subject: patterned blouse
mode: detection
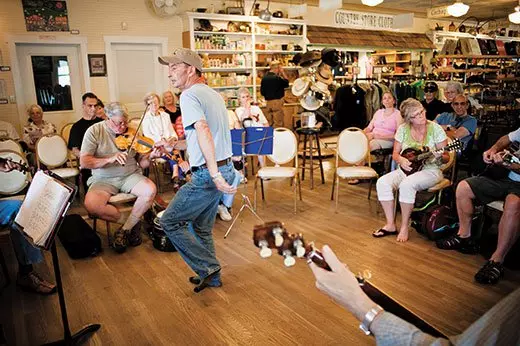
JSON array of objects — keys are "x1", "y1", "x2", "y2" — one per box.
[{"x1": 23, "y1": 120, "x2": 57, "y2": 146}]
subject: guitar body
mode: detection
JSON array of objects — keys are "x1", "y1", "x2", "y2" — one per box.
[{"x1": 400, "y1": 147, "x2": 426, "y2": 175}]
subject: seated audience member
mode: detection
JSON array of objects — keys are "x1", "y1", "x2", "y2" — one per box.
[
  {"x1": 22, "y1": 104, "x2": 57, "y2": 162},
  {"x1": 364, "y1": 92, "x2": 403, "y2": 151},
  {"x1": 0, "y1": 120, "x2": 21, "y2": 141},
  {"x1": 68, "y1": 93, "x2": 103, "y2": 194},
  {"x1": 374, "y1": 98, "x2": 448, "y2": 242},
  {"x1": 437, "y1": 127, "x2": 520, "y2": 284},
  {"x1": 309, "y1": 245, "x2": 520, "y2": 345},
  {"x1": 443, "y1": 80, "x2": 463, "y2": 106},
  {"x1": 142, "y1": 92, "x2": 187, "y2": 189},
  {"x1": 80, "y1": 102, "x2": 160, "y2": 253},
  {"x1": 234, "y1": 87, "x2": 268, "y2": 169},
  {"x1": 421, "y1": 82, "x2": 451, "y2": 121},
  {"x1": 0, "y1": 159, "x2": 56, "y2": 294},
  {"x1": 435, "y1": 94, "x2": 477, "y2": 151},
  {"x1": 95, "y1": 99, "x2": 107, "y2": 120},
  {"x1": 161, "y1": 90, "x2": 184, "y2": 139}
]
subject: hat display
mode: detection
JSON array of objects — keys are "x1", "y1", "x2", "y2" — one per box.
[
  {"x1": 316, "y1": 64, "x2": 333, "y2": 85},
  {"x1": 158, "y1": 48, "x2": 203, "y2": 71},
  {"x1": 299, "y1": 50, "x2": 322, "y2": 68},
  {"x1": 424, "y1": 81, "x2": 439, "y2": 93},
  {"x1": 291, "y1": 77, "x2": 311, "y2": 97},
  {"x1": 300, "y1": 92, "x2": 322, "y2": 111},
  {"x1": 321, "y1": 48, "x2": 340, "y2": 67},
  {"x1": 310, "y1": 80, "x2": 330, "y2": 96}
]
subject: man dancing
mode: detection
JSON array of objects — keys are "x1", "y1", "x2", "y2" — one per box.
[{"x1": 158, "y1": 48, "x2": 236, "y2": 293}]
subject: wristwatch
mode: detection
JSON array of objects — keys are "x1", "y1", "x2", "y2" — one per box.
[
  {"x1": 359, "y1": 305, "x2": 384, "y2": 335},
  {"x1": 446, "y1": 125, "x2": 452, "y2": 131}
]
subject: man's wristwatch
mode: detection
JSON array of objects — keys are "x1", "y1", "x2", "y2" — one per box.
[
  {"x1": 359, "y1": 305, "x2": 384, "y2": 336},
  {"x1": 211, "y1": 172, "x2": 222, "y2": 180}
]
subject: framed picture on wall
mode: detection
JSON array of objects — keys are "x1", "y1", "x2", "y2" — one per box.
[{"x1": 88, "y1": 54, "x2": 107, "y2": 77}]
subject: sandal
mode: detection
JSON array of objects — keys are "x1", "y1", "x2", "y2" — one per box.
[
  {"x1": 475, "y1": 260, "x2": 504, "y2": 285},
  {"x1": 436, "y1": 234, "x2": 478, "y2": 254},
  {"x1": 372, "y1": 229, "x2": 397, "y2": 238}
]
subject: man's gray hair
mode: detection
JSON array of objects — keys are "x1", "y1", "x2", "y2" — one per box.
[
  {"x1": 105, "y1": 102, "x2": 129, "y2": 118},
  {"x1": 445, "y1": 81, "x2": 463, "y2": 95}
]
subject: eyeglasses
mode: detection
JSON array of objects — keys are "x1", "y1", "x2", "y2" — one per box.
[
  {"x1": 110, "y1": 118, "x2": 128, "y2": 127},
  {"x1": 410, "y1": 109, "x2": 426, "y2": 119},
  {"x1": 452, "y1": 102, "x2": 467, "y2": 106}
]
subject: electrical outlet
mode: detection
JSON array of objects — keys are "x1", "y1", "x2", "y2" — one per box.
[{"x1": 9, "y1": 95, "x2": 16, "y2": 103}]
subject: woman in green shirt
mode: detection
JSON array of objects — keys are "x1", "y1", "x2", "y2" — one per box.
[{"x1": 374, "y1": 98, "x2": 449, "y2": 242}]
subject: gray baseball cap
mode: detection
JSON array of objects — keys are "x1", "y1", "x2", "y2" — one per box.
[{"x1": 158, "y1": 48, "x2": 203, "y2": 72}]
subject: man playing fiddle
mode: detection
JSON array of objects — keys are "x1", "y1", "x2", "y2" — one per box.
[{"x1": 80, "y1": 102, "x2": 161, "y2": 253}]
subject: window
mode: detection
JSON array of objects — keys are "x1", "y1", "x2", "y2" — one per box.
[{"x1": 31, "y1": 55, "x2": 73, "y2": 112}]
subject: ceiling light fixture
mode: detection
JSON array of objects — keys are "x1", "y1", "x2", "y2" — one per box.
[
  {"x1": 259, "y1": 0, "x2": 272, "y2": 21},
  {"x1": 509, "y1": 1, "x2": 520, "y2": 24},
  {"x1": 447, "y1": 1, "x2": 470, "y2": 17},
  {"x1": 361, "y1": 0, "x2": 384, "y2": 6}
]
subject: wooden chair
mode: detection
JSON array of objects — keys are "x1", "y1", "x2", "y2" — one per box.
[
  {"x1": 254, "y1": 128, "x2": 302, "y2": 213},
  {"x1": 331, "y1": 127, "x2": 379, "y2": 211}
]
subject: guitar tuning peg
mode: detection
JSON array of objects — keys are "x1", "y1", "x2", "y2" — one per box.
[
  {"x1": 293, "y1": 238, "x2": 305, "y2": 258},
  {"x1": 258, "y1": 240, "x2": 272, "y2": 258},
  {"x1": 282, "y1": 249, "x2": 296, "y2": 267},
  {"x1": 272, "y1": 226, "x2": 283, "y2": 247},
  {"x1": 362, "y1": 269, "x2": 372, "y2": 280}
]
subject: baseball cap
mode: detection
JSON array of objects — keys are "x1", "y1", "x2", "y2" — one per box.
[
  {"x1": 424, "y1": 82, "x2": 439, "y2": 93},
  {"x1": 158, "y1": 48, "x2": 203, "y2": 72}
]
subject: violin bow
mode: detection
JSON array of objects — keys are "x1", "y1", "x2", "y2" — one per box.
[{"x1": 126, "y1": 102, "x2": 151, "y2": 156}]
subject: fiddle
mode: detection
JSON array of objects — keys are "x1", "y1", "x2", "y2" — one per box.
[{"x1": 114, "y1": 128, "x2": 155, "y2": 155}]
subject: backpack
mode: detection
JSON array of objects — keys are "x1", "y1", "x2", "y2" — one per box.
[
  {"x1": 412, "y1": 205, "x2": 458, "y2": 240},
  {"x1": 58, "y1": 214, "x2": 102, "y2": 259}
]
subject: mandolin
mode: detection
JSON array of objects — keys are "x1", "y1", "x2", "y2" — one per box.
[
  {"x1": 253, "y1": 221, "x2": 447, "y2": 338},
  {"x1": 400, "y1": 139, "x2": 462, "y2": 175}
]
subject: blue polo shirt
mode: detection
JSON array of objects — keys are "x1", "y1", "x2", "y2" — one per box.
[
  {"x1": 180, "y1": 83, "x2": 232, "y2": 167},
  {"x1": 435, "y1": 112, "x2": 477, "y2": 150},
  {"x1": 508, "y1": 128, "x2": 520, "y2": 182}
]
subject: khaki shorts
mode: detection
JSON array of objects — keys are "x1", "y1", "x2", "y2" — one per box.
[{"x1": 88, "y1": 173, "x2": 147, "y2": 195}]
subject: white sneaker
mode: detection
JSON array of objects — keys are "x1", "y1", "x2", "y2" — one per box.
[{"x1": 217, "y1": 204, "x2": 232, "y2": 221}]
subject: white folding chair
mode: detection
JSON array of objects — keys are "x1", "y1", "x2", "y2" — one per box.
[
  {"x1": 331, "y1": 127, "x2": 379, "y2": 211},
  {"x1": 254, "y1": 128, "x2": 302, "y2": 213},
  {"x1": 60, "y1": 123, "x2": 74, "y2": 144},
  {"x1": 0, "y1": 139, "x2": 23, "y2": 154},
  {"x1": 35, "y1": 134, "x2": 80, "y2": 183},
  {"x1": 0, "y1": 150, "x2": 30, "y2": 196}
]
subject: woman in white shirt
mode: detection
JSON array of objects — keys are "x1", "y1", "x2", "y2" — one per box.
[
  {"x1": 234, "y1": 87, "x2": 268, "y2": 168},
  {"x1": 141, "y1": 92, "x2": 183, "y2": 188}
]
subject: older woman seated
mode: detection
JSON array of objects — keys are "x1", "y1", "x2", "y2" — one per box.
[
  {"x1": 22, "y1": 104, "x2": 57, "y2": 152},
  {"x1": 374, "y1": 98, "x2": 449, "y2": 242}
]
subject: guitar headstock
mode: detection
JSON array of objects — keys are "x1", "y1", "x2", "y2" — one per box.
[
  {"x1": 447, "y1": 139, "x2": 463, "y2": 153},
  {"x1": 253, "y1": 222, "x2": 331, "y2": 271}
]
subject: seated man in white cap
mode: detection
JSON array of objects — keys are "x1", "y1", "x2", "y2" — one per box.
[{"x1": 80, "y1": 102, "x2": 161, "y2": 253}]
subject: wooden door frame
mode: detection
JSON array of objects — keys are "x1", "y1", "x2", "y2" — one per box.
[{"x1": 8, "y1": 35, "x2": 90, "y2": 127}]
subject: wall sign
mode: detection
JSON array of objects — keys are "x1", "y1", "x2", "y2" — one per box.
[
  {"x1": 334, "y1": 9, "x2": 395, "y2": 30},
  {"x1": 427, "y1": 6, "x2": 449, "y2": 18}
]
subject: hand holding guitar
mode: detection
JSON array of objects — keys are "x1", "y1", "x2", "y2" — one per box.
[
  {"x1": 398, "y1": 156, "x2": 413, "y2": 172},
  {"x1": 309, "y1": 245, "x2": 376, "y2": 322}
]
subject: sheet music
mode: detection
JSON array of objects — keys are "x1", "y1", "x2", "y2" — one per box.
[{"x1": 14, "y1": 171, "x2": 72, "y2": 247}]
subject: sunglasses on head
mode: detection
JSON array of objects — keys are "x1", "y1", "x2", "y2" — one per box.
[{"x1": 452, "y1": 102, "x2": 467, "y2": 106}]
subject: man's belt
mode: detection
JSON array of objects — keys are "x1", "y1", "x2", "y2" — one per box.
[{"x1": 191, "y1": 158, "x2": 231, "y2": 173}]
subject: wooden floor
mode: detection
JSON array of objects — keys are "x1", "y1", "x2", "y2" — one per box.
[{"x1": 1, "y1": 161, "x2": 519, "y2": 345}]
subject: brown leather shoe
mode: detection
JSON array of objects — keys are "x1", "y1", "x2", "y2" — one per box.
[
  {"x1": 17, "y1": 271, "x2": 56, "y2": 295},
  {"x1": 127, "y1": 221, "x2": 142, "y2": 247}
]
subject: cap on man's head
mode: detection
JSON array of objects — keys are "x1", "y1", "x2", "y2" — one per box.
[
  {"x1": 158, "y1": 48, "x2": 203, "y2": 72},
  {"x1": 424, "y1": 82, "x2": 439, "y2": 93},
  {"x1": 269, "y1": 60, "x2": 281, "y2": 68}
]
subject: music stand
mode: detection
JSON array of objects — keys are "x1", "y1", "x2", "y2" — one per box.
[
  {"x1": 13, "y1": 171, "x2": 100, "y2": 345},
  {"x1": 224, "y1": 128, "x2": 273, "y2": 238}
]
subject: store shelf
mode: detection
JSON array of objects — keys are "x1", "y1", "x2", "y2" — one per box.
[
  {"x1": 372, "y1": 51, "x2": 410, "y2": 56},
  {"x1": 194, "y1": 31, "x2": 251, "y2": 36},
  {"x1": 211, "y1": 85, "x2": 254, "y2": 89},
  {"x1": 436, "y1": 55, "x2": 520, "y2": 59},
  {"x1": 195, "y1": 49, "x2": 251, "y2": 54},
  {"x1": 434, "y1": 68, "x2": 499, "y2": 73},
  {"x1": 202, "y1": 67, "x2": 253, "y2": 72},
  {"x1": 254, "y1": 34, "x2": 305, "y2": 39},
  {"x1": 255, "y1": 50, "x2": 301, "y2": 54},
  {"x1": 256, "y1": 66, "x2": 300, "y2": 70},
  {"x1": 395, "y1": 60, "x2": 411, "y2": 63}
]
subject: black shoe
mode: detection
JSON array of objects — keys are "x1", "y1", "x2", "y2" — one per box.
[
  {"x1": 193, "y1": 269, "x2": 222, "y2": 293},
  {"x1": 436, "y1": 234, "x2": 478, "y2": 254},
  {"x1": 127, "y1": 221, "x2": 142, "y2": 247},
  {"x1": 475, "y1": 260, "x2": 504, "y2": 285},
  {"x1": 111, "y1": 228, "x2": 128, "y2": 253}
]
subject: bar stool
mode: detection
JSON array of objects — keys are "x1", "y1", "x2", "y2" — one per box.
[{"x1": 296, "y1": 127, "x2": 325, "y2": 189}]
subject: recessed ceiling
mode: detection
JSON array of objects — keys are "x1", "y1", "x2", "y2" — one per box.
[{"x1": 277, "y1": 0, "x2": 515, "y2": 20}]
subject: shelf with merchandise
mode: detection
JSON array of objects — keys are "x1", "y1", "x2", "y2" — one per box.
[{"x1": 194, "y1": 31, "x2": 251, "y2": 36}]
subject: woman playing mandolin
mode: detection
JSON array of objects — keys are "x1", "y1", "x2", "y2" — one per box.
[{"x1": 374, "y1": 98, "x2": 449, "y2": 242}]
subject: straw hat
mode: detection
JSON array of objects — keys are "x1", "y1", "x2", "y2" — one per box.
[
  {"x1": 310, "y1": 80, "x2": 330, "y2": 96},
  {"x1": 291, "y1": 77, "x2": 310, "y2": 97},
  {"x1": 299, "y1": 51, "x2": 322, "y2": 68},
  {"x1": 316, "y1": 64, "x2": 333, "y2": 85},
  {"x1": 300, "y1": 92, "x2": 322, "y2": 111}
]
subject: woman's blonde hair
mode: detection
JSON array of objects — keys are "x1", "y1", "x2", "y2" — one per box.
[
  {"x1": 26, "y1": 104, "x2": 43, "y2": 121},
  {"x1": 162, "y1": 90, "x2": 176, "y2": 105},
  {"x1": 143, "y1": 92, "x2": 160, "y2": 107},
  {"x1": 237, "y1": 87, "x2": 251, "y2": 98},
  {"x1": 399, "y1": 98, "x2": 423, "y2": 124},
  {"x1": 381, "y1": 92, "x2": 395, "y2": 108}
]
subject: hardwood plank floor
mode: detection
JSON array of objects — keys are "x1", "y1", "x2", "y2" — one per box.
[{"x1": 1, "y1": 165, "x2": 519, "y2": 345}]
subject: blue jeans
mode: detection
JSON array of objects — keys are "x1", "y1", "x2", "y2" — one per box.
[
  {"x1": 0, "y1": 200, "x2": 43, "y2": 266},
  {"x1": 160, "y1": 162, "x2": 235, "y2": 283}
]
